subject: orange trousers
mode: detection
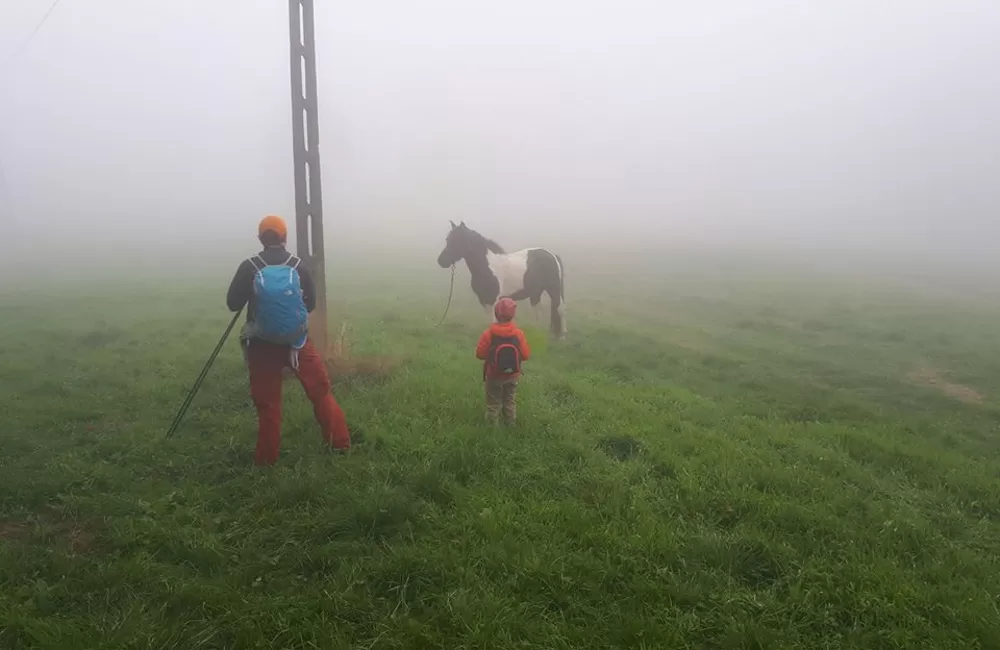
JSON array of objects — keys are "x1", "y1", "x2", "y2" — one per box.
[{"x1": 245, "y1": 338, "x2": 350, "y2": 465}]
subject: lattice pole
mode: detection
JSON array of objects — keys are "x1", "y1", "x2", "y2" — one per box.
[{"x1": 288, "y1": 0, "x2": 328, "y2": 357}]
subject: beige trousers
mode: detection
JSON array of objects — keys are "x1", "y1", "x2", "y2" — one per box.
[{"x1": 485, "y1": 377, "x2": 518, "y2": 425}]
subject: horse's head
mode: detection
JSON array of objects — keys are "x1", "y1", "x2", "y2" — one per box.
[{"x1": 437, "y1": 220, "x2": 469, "y2": 268}]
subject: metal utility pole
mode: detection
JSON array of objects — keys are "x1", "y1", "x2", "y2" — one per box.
[{"x1": 288, "y1": 0, "x2": 328, "y2": 357}]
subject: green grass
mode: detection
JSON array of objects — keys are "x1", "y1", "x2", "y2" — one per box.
[{"x1": 2, "y1": 260, "x2": 999, "y2": 649}]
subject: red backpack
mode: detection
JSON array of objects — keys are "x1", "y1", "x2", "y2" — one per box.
[{"x1": 486, "y1": 334, "x2": 523, "y2": 378}]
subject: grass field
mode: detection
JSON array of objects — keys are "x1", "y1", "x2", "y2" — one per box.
[{"x1": 2, "y1": 257, "x2": 999, "y2": 649}]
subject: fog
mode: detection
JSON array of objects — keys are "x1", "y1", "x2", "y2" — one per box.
[{"x1": 2, "y1": 0, "x2": 999, "y2": 277}]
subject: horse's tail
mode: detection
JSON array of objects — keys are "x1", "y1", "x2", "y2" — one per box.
[{"x1": 555, "y1": 253, "x2": 565, "y2": 303}]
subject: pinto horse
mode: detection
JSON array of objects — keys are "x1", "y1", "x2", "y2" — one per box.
[{"x1": 437, "y1": 221, "x2": 566, "y2": 338}]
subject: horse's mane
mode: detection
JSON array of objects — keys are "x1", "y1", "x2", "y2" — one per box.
[
  {"x1": 466, "y1": 227, "x2": 506, "y2": 255},
  {"x1": 484, "y1": 238, "x2": 506, "y2": 255}
]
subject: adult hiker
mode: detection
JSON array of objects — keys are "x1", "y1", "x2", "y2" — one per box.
[{"x1": 226, "y1": 215, "x2": 351, "y2": 465}]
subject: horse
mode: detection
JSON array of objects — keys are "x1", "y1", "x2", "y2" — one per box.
[{"x1": 436, "y1": 221, "x2": 566, "y2": 338}]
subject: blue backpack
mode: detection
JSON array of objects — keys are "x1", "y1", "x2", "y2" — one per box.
[{"x1": 248, "y1": 253, "x2": 309, "y2": 348}]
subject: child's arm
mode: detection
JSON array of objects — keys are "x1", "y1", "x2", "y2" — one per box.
[
  {"x1": 517, "y1": 330, "x2": 532, "y2": 360},
  {"x1": 475, "y1": 330, "x2": 492, "y2": 360}
]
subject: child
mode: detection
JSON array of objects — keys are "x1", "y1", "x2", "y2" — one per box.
[{"x1": 476, "y1": 297, "x2": 532, "y2": 426}]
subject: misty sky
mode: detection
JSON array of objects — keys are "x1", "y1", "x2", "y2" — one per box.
[{"x1": 1, "y1": 0, "x2": 998, "y2": 267}]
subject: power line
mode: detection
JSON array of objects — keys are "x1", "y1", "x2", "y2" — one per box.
[{"x1": 5, "y1": 0, "x2": 65, "y2": 67}]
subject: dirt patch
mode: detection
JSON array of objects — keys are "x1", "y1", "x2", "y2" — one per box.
[
  {"x1": 0, "y1": 521, "x2": 29, "y2": 541},
  {"x1": 0, "y1": 514, "x2": 97, "y2": 554},
  {"x1": 598, "y1": 435, "x2": 645, "y2": 461},
  {"x1": 78, "y1": 327, "x2": 125, "y2": 348},
  {"x1": 61, "y1": 522, "x2": 96, "y2": 554},
  {"x1": 907, "y1": 366, "x2": 984, "y2": 405}
]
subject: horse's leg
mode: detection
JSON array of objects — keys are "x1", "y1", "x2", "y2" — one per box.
[
  {"x1": 548, "y1": 292, "x2": 561, "y2": 338},
  {"x1": 522, "y1": 291, "x2": 541, "y2": 323},
  {"x1": 507, "y1": 287, "x2": 536, "y2": 323},
  {"x1": 546, "y1": 284, "x2": 566, "y2": 339},
  {"x1": 487, "y1": 283, "x2": 505, "y2": 324}
]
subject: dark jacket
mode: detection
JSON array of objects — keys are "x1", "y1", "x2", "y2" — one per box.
[{"x1": 226, "y1": 245, "x2": 316, "y2": 325}]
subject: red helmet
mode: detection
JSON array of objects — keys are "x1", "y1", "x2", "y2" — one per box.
[{"x1": 494, "y1": 297, "x2": 517, "y2": 321}]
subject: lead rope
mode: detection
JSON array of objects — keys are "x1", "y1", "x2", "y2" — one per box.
[{"x1": 436, "y1": 264, "x2": 456, "y2": 327}]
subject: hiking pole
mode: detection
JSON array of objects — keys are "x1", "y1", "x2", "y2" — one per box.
[{"x1": 165, "y1": 308, "x2": 243, "y2": 438}]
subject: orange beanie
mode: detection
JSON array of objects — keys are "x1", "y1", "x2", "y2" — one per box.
[{"x1": 258, "y1": 215, "x2": 288, "y2": 240}]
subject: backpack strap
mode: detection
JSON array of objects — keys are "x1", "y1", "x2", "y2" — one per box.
[{"x1": 249, "y1": 254, "x2": 302, "y2": 272}]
